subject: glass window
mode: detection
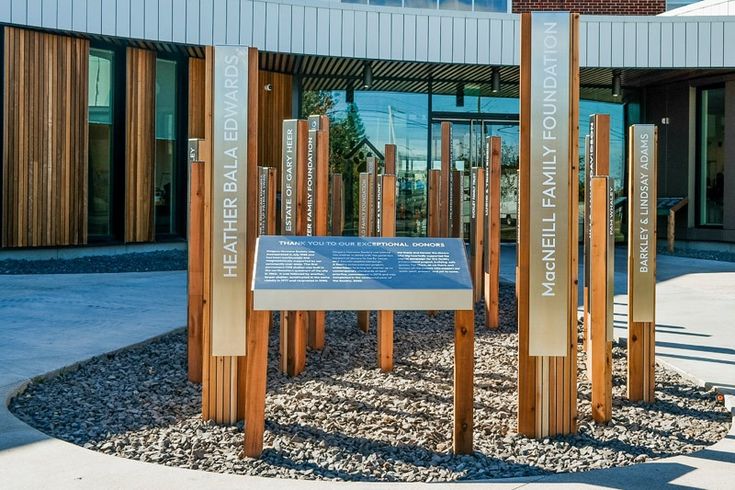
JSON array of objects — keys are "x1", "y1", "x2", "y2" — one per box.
[
  {"x1": 474, "y1": 0, "x2": 508, "y2": 12},
  {"x1": 405, "y1": 0, "x2": 437, "y2": 7},
  {"x1": 432, "y1": 92, "x2": 519, "y2": 115},
  {"x1": 88, "y1": 48, "x2": 115, "y2": 237},
  {"x1": 439, "y1": 0, "x2": 472, "y2": 11},
  {"x1": 155, "y1": 58, "x2": 178, "y2": 235},
  {"x1": 579, "y1": 100, "x2": 626, "y2": 194},
  {"x1": 699, "y1": 87, "x2": 725, "y2": 226},
  {"x1": 370, "y1": 0, "x2": 404, "y2": 5}
]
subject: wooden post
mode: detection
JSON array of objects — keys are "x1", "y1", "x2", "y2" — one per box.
[
  {"x1": 331, "y1": 173, "x2": 344, "y2": 236},
  {"x1": 590, "y1": 176, "x2": 613, "y2": 423},
  {"x1": 485, "y1": 136, "x2": 501, "y2": 329},
  {"x1": 667, "y1": 198, "x2": 687, "y2": 253},
  {"x1": 428, "y1": 169, "x2": 441, "y2": 238},
  {"x1": 470, "y1": 167, "x2": 485, "y2": 303},
  {"x1": 357, "y1": 171, "x2": 371, "y2": 332},
  {"x1": 453, "y1": 309, "x2": 474, "y2": 454},
  {"x1": 188, "y1": 152, "x2": 204, "y2": 383},
  {"x1": 518, "y1": 12, "x2": 579, "y2": 437},
  {"x1": 451, "y1": 169, "x2": 463, "y2": 238},
  {"x1": 384, "y1": 144, "x2": 397, "y2": 175},
  {"x1": 440, "y1": 122, "x2": 452, "y2": 238},
  {"x1": 627, "y1": 125, "x2": 658, "y2": 403},
  {"x1": 377, "y1": 174, "x2": 396, "y2": 372},
  {"x1": 584, "y1": 115, "x2": 610, "y2": 354}
]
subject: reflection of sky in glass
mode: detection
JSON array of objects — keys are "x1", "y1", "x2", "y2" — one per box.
[
  {"x1": 579, "y1": 100, "x2": 626, "y2": 192},
  {"x1": 432, "y1": 94, "x2": 519, "y2": 115},
  {"x1": 439, "y1": 0, "x2": 472, "y2": 10}
]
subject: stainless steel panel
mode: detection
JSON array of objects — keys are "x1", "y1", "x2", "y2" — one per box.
[
  {"x1": 629, "y1": 125, "x2": 657, "y2": 323},
  {"x1": 281, "y1": 120, "x2": 299, "y2": 235},
  {"x1": 211, "y1": 46, "x2": 249, "y2": 356},
  {"x1": 528, "y1": 12, "x2": 572, "y2": 357}
]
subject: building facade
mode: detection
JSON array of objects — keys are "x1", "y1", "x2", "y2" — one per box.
[{"x1": 1, "y1": 0, "x2": 735, "y2": 248}]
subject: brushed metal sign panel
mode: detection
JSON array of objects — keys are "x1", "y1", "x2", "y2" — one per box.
[
  {"x1": 483, "y1": 137, "x2": 491, "y2": 273},
  {"x1": 528, "y1": 12, "x2": 572, "y2": 357},
  {"x1": 606, "y1": 178, "x2": 615, "y2": 340},
  {"x1": 281, "y1": 119, "x2": 298, "y2": 235},
  {"x1": 629, "y1": 125, "x2": 657, "y2": 322},
  {"x1": 305, "y1": 127, "x2": 317, "y2": 237},
  {"x1": 258, "y1": 166, "x2": 269, "y2": 236},
  {"x1": 583, "y1": 134, "x2": 591, "y2": 311},
  {"x1": 358, "y1": 172, "x2": 369, "y2": 238},
  {"x1": 211, "y1": 46, "x2": 249, "y2": 356}
]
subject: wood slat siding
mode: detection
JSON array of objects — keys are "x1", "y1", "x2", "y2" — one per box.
[
  {"x1": 125, "y1": 47, "x2": 156, "y2": 243},
  {"x1": 2, "y1": 27, "x2": 88, "y2": 248},
  {"x1": 4, "y1": 2, "x2": 735, "y2": 69},
  {"x1": 188, "y1": 57, "x2": 206, "y2": 139}
]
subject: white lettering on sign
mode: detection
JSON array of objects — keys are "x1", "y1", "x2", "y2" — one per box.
[
  {"x1": 638, "y1": 131, "x2": 650, "y2": 273},
  {"x1": 282, "y1": 120, "x2": 296, "y2": 234},
  {"x1": 528, "y1": 12, "x2": 572, "y2": 356},
  {"x1": 305, "y1": 130, "x2": 316, "y2": 236},
  {"x1": 220, "y1": 54, "x2": 242, "y2": 278}
]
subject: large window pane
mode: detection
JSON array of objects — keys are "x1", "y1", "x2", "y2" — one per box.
[
  {"x1": 405, "y1": 0, "x2": 437, "y2": 8},
  {"x1": 155, "y1": 58, "x2": 178, "y2": 235},
  {"x1": 699, "y1": 87, "x2": 725, "y2": 226},
  {"x1": 474, "y1": 0, "x2": 508, "y2": 12},
  {"x1": 439, "y1": 0, "x2": 472, "y2": 10},
  {"x1": 88, "y1": 48, "x2": 115, "y2": 237}
]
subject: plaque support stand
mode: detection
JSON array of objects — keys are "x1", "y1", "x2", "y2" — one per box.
[
  {"x1": 188, "y1": 149, "x2": 204, "y2": 384},
  {"x1": 454, "y1": 309, "x2": 475, "y2": 454},
  {"x1": 377, "y1": 174, "x2": 396, "y2": 372},
  {"x1": 470, "y1": 167, "x2": 485, "y2": 304},
  {"x1": 331, "y1": 173, "x2": 344, "y2": 236},
  {"x1": 518, "y1": 12, "x2": 579, "y2": 438},
  {"x1": 590, "y1": 176, "x2": 613, "y2": 423},
  {"x1": 485, "y1": 136, "x2": 501, "y2": 329},
  {"x1": 627, "y1": 125, "x2": 658, "y2": 403}
]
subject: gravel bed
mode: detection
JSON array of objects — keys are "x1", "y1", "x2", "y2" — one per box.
[
  {"x1": 0, "y1": 250, "x2": 187, "y2": 274},
  {"x1": 10, "y1": 284, "x2": 730, "y2": 482}
]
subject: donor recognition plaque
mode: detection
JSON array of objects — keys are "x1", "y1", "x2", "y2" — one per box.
[
  {"x1": 528, "y1": 12, "x2": 572, "y2": 356},
  {"x1": 629, "y1": 125, "x2": 657, "y2": 322},
  {"x1": 253, "y1": 236, "x2": 473, "y2": 311},
  {"x1": 211, "y1": 46, "x2": 249, "y2": 356}
]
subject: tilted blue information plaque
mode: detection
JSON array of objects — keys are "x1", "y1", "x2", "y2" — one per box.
[{"x1": 253, "y1": 236, "x2": 473, "y2": 311}]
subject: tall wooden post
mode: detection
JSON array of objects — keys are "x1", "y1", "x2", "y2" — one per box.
[
  {"x1": 331, "y1": 173, "x2": 344, "y2": 236},
  {"x1": 584, "y1": 115, "x2": 611, "y2": 352},
  {"x1": 428, "y1": 169, "x2": 441, "y2": 238},
  {"x1": 440, "y1": 122, "x2": 452, "y2": 237},
  {"x1": 518, "y1": 12, "x2": 579, "y2": 437},
  {"x1": 377, "y1": 174, "x2": 396, "y2": 371},
  {"x1": 451, "y1": 169, "x2": 463, "y2": 238},
  {"x1": 590, "y1": 176, "x2": 614, "y2": 423},
  {"x1": 357, "y1": 172, "x2": 371, "y2": 332},
  {"x1": 384, "y1": 144, "x2": 397, "y2": 175},
  {"x1": 485, "y1": 136, "x2": 501, "y2": 329},
  {"x1": 470, "y1": 167, "x2": 485, "y2": 303},
  {"x1": 201, "y1": 46, "x2": 258, "y2": 424},
  {"x1": 188, "y1": 150, "x2": 204, "y2": 384},
  {"x1": 627, "y1": 125, "x2": 658, "y2": 403}
]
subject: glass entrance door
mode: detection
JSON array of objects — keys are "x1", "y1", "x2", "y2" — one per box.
[{"x1": 431, "y1": 118, "x2": 519, "y2": 240}]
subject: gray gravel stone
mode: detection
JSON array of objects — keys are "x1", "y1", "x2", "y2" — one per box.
[{"x1": 9, "y1": 284, "x2": 730, "y2": 482}]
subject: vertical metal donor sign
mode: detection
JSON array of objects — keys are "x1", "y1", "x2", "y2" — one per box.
[
  {"x1": 528, "y1": 12, "x2": 572, "y2": 356},
  {"x1": 305, "y1": 116, "x2": 320, "y2": 237},
  {"x1": 629, "y1": 125, "x2": 657, "y2": 322},
  {"x1": 211, "y1": 47, "x2": 248, "y2": 356},
  {"x1": 628, "y1": 124, "x2": 657, "y2": 403}
]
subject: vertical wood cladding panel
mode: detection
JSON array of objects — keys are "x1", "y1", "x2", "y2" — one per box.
[
  {"x1": 188, "y1": 57, "x2": 206, "y2": 139},
  {"x1": 258, "y1": 71, "x2": 292, "y2": 170},
  {"x1": 2, "y1": 27, "x2": 89, "y2": 248},
  {"x1": 125, "y1": 47, "x2": 156, "y2": 243}
]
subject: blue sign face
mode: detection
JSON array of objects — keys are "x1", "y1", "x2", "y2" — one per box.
[{"x1": 252, "y1": 236, "x2": 473, "y2": 311}]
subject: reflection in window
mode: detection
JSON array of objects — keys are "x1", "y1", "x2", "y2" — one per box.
[
  {"x1": 405, "y1": 0, "x2": 438, "y2": 7},
  {"x1": 370, "y1": 0, "x2": 404, "y2": 5},
  {"x1": 699, "y1": 87, "x2": 725, "y2": 226},
  {"x1": 474, "y1": 0, "x2": 508, "y2": 12},
  {"x1": 439, "y1": 0, "x2": 472, "y2": 11},
  {"x1": 155, "y1": 58, "x2": 178, "y2": 235},
  {"x1": 88, "y1": 49, "x2": 115, "y2": 237}
]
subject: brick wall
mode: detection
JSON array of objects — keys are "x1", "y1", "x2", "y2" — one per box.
[{"x1": 512, "y1": 1, "x2": 666, "y2": 15}]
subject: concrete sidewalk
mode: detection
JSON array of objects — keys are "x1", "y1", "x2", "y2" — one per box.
[{"x1": 1, "y1": 263, "x2": 734, "y2": 489}]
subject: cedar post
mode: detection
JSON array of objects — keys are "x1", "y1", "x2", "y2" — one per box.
[
  {"x1": 428, "y1": 169, "x2": 441, "y2": 238},
  {"x1": 453, "y1": 309, "x2": 474, "y2": 454},
  {"x1": 331, "y1": 174, "x2": 344, "y2": 236},
  {"x1": 384, "y1": 144, "x2": 397, "y2": 175},
  {"x1": 440, "y1": 122, "x2": 452, "y2": 237},
  {"x1": 627, "y1": 125, "x2": 658, "y2": 403},
  {"x1": 518, "y1": 12, "x2": 579, "y2": 437},
  {"x1": 357, "y1": 172, "x2": 372, "y2": 332},
  {"x1": 377, "y1": 174, "x2": 396, "y2": 371},
  {"x1": 451, "y1": 169, "x2": 463, "y2": 238},
  {"x1": 309, "y1": 115, "x2": 329, "y2": 350},
  {"x1": 470, "y1": 167, "x2": 485, "y2": 303},
  {"x1": 243, "y1": 310, "x2": 270, "y2": 458},
  {"x1": 188, "y1": 148, "x2": 204, "y2": 383},
  {"x1": 485, "y1": 136, "x2": 501, "y2": 329},
  {"x1": 590, "y1": 176, "x2": 613, "y2": 423}
]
